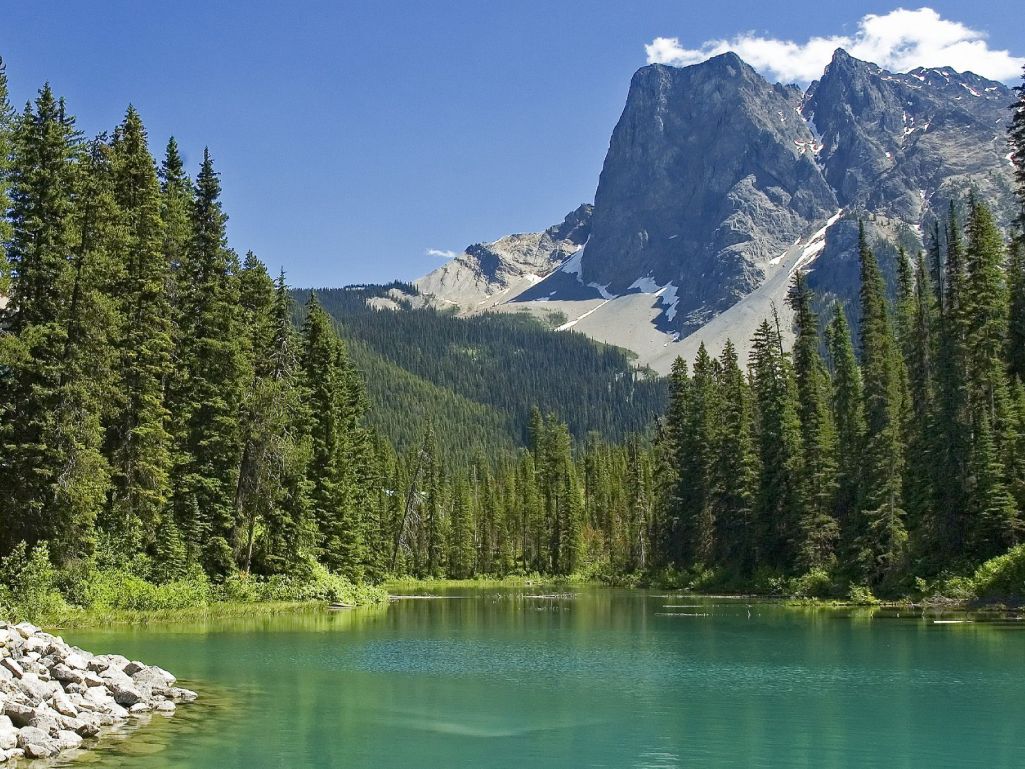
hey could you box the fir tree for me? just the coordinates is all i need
[827,303,865,551]
[787,271,839,570]
[172,148,247,576]
[105,106,173,554]
[749,313,805,572]
[855,223,908,585]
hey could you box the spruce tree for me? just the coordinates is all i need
[963,197,1021,554]
[300,293,367,580]
[712,340,757,573]
[787,271,839,570]
[855,223,908,586]
[827,304,865,554]
[0,88,115,562]
[0,58,14,294]
[1010,65,1025,237]
[904,251,939,564]
[749,314,805,572]
[105,106,173,554]
[172,148,247,576]
[679,343,717,567]
[448,476,475,579]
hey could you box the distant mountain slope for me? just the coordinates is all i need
[409,49,1016,372]
[347,338,517,462]
[294,285,667,453]
[415,204,592,313]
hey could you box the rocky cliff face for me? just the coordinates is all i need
[411,49,1016,372]
[414,204,591,312]
[580,54,837,333]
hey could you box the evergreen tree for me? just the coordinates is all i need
[963,197,1021,553]
[0,58,14,294]
[787,271,839,570]
[0,87,114,562]
[827,304,865,553]
[712,340,757,573]
[904,251,939,564]
[172,148,247,576]
[448,477,475,579]
[679,343,717,566]
[749,313,805,572]
[300,293,367,580]
[855,223,908,585]
[1009,67,1025,381]
[105,106,173,554]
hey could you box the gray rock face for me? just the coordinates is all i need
[414,204,592,312]
[582,54,838,332]
[806,49,1014,220]
[411,48,1015,368]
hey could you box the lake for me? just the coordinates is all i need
[58,589,1023,768]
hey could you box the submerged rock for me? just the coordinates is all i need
[0,621,195,762]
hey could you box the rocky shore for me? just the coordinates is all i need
[0,621,195,762]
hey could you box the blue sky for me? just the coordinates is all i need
[2,1,1023,287]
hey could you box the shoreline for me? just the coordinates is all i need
[0,621,196,763]
[15,582,1019,633]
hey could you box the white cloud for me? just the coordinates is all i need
[426,248,458,259]
[645,7,1025,83]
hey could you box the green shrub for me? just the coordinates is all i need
[793,568,836,598]
[970,544,1025,601]
[847,584,880,605]
[217,572,266,603]
[83,568,211,611]
[0,542,70,620]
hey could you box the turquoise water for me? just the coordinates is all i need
[60,590,1023,768]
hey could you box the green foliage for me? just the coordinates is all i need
[296,285,667,455]
[846,584,881,605]
[82,568,212,612]
[0,543,69,619]
[968,544,1025,601]
[793,568,837,599]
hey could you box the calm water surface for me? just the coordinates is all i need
[57,589,1023,768]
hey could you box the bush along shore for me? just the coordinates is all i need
[0,621,196,762]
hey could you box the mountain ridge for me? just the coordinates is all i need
[406,48,1016,373]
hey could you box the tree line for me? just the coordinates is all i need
[1,59,1024,600]
[0,64,387,586]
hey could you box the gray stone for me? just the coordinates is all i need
[56,729,83,750]
[64,652,89,670]
[12,623,40,640]
[51,662,84,685]
[28,707,61,735]
[108,680,142,707]
[0,661,22,680]
[17,726,58,758]
[170,687,198,702]
[17,672,56,705]
[51,692,78,717]
[0,715,16,749]
[3,701,34,728]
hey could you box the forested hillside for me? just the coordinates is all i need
[2,55,1025,619]
[296,285,668,449]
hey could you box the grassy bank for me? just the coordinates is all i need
[0,543,389,628]
[387,544,1025,609]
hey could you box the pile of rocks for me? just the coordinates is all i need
[0,621,195,762]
